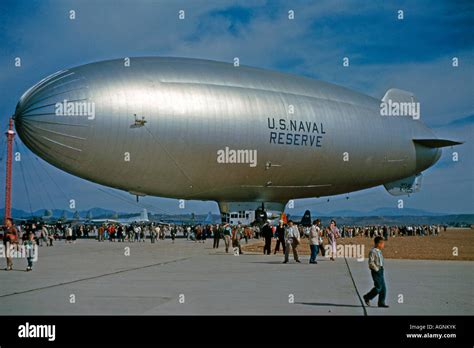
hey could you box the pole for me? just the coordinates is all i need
[4,117,15,223]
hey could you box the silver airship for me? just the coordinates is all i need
[14,57,461,216]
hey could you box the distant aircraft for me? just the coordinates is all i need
[160,211,215,225]
[42,209,53,220]
[12,210,67,225]
[89,209,149,225]
[202,212,214,224]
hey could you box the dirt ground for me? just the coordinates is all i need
[242,228,474,261]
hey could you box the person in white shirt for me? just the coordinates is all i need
[363,236,389,308]
[306,219,321,264]
[155,225,161,239]
[65,226,73,243]
[283,220,301,264]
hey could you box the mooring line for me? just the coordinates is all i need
[344,256,368,316]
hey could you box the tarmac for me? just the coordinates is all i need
[0,238,472,315]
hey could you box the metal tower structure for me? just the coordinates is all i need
[4,117,15,222]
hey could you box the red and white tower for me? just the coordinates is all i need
[4,117,15,223]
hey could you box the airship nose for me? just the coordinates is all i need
[14,69,92,166]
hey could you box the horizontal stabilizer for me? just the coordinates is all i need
[413,139,463,148]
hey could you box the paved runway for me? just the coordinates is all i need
[0,239,472,315]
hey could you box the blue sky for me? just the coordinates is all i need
[0,0,472,215]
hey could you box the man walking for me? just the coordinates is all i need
[223,224,232,253]
[363,236,389,308]
[213,224,221,249]
[170,226,177,243]
[3,218,19,270]
[261,221,273,255]
[98,225,104,242]
[274,220,286,255]
[307,219,321,264]
[232,225,243,255]
[283,220,300,263]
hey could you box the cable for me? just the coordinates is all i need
[344,257,368,316]
[143,125,196,188]
[31,157,57,210]
[96,187,172,216]
[17,140,57,210]
[33,156,70,203]
[96,187,145,210]
[15,140,33,216]
[0,131,7,161]
[16,139,48,213]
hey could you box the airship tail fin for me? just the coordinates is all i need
[382,88,417,103]
[413,139,463,148]
[384,174,423,196]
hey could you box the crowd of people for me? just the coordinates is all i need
[2,216,449,308]
[1,215,445,273]
[337,224,444,238]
